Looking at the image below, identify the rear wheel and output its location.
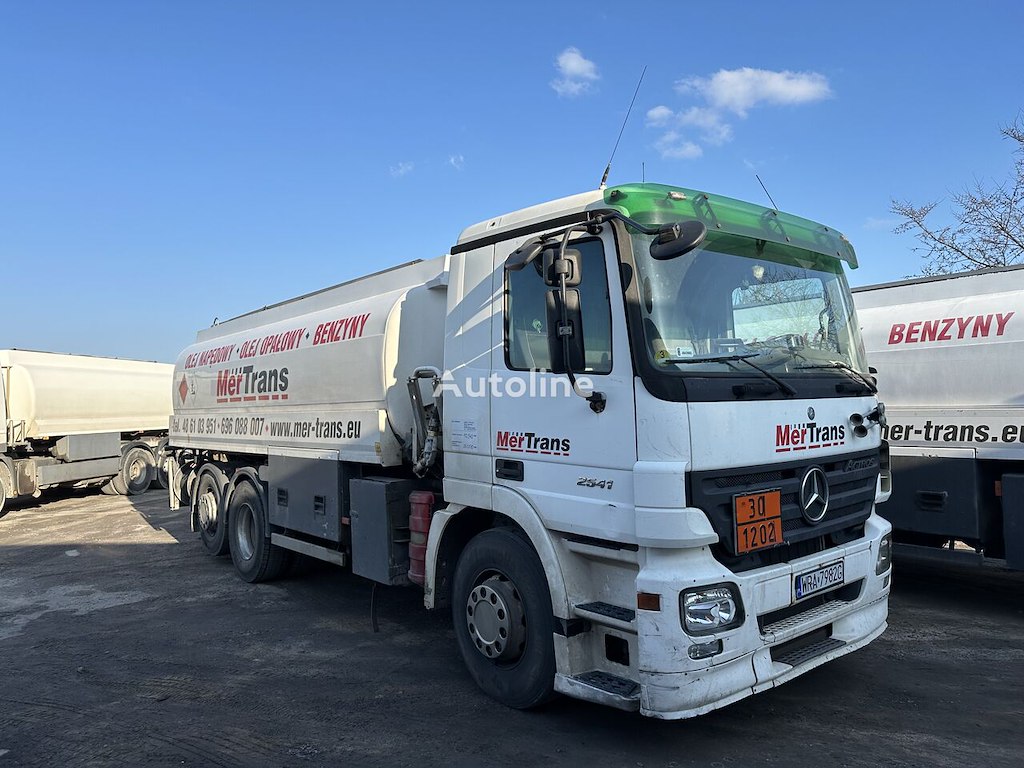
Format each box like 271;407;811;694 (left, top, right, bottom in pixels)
452;528;556;709
228;481;288;583
0;463;12;515
195;471;229;556
117;446;154;495
154;439;170;490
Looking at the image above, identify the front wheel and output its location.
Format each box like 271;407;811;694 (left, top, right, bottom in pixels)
452;528;556;710
228;481;288;583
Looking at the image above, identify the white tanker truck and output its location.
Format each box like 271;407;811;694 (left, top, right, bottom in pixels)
0;349;174;513
854;265;1024;570
168;182;893;719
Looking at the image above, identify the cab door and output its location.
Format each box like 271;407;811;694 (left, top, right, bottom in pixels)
489;228;638;542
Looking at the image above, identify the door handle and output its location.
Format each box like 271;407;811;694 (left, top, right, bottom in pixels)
495;459;524;482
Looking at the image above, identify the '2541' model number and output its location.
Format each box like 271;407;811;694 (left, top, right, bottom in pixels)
577;477;614;489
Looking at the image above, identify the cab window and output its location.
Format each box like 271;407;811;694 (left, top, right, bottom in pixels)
505;238;612;373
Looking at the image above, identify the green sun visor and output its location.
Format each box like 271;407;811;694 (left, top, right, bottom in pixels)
600;183;858;268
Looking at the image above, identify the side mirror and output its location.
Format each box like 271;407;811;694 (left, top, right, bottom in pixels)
545;289;585;373
649;220;707;260
542;247;582;287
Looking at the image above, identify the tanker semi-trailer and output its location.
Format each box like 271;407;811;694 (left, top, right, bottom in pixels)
0;349;174;513
854;265;1024;569
168;182;893;718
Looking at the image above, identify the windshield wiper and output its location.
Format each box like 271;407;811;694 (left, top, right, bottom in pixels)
797;361;877;393
661;353;797;396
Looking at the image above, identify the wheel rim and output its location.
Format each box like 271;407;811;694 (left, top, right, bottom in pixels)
465;574;527;662
128;457;146;482
197;488;218;532
235;502;257;561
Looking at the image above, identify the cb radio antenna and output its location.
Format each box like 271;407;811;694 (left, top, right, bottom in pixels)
599;66;646;190
755;173;779;211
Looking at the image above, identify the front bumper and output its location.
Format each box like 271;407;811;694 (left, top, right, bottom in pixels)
634;512;891;719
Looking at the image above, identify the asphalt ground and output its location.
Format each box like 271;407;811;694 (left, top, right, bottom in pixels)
1;488;1022;767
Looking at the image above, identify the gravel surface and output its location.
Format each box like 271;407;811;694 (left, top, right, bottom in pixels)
1;489;1022;767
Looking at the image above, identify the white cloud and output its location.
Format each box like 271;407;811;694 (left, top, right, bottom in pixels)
550;47;599;97
649;67;831;160
389;161;414;177
677;106;733;145
655;131;703;160
449;154;465;170
677;67;832;117
646;105;674;127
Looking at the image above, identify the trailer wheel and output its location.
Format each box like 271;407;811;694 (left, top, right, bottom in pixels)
228;481;288;583
154;439;170;490
452;528;556;710
0;463;12;515
116;446;154;495
195;471;229;556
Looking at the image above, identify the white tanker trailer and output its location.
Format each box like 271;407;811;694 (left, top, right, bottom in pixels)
0;349;174;513
169;182;893;718
854;265;1024;569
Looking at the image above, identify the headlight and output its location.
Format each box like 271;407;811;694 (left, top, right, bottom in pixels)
876;532;893;575
681;584;743;635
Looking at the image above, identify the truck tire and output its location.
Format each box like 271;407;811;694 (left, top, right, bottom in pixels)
452;528;556;710
228;481;288;583
154;439;170;490
116;446;155;495
195;471;229;556
0;462;12;515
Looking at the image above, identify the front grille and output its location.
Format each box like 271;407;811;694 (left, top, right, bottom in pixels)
689;449;878;572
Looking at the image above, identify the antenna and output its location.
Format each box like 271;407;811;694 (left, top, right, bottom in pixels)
599;66;647;190
755;173;779;211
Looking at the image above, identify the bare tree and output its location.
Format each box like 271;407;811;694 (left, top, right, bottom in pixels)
891;116;1024;275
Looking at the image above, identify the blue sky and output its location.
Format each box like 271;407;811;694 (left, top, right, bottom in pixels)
2;1;1022;362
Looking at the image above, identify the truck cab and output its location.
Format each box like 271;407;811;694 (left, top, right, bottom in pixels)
431;183;893;717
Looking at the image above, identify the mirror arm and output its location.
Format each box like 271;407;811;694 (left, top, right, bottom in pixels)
555;227;606;414
588;210;661;236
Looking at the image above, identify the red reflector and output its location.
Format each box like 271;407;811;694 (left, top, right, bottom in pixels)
637;592;661;612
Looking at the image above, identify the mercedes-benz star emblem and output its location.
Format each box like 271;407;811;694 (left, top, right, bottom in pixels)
799;467;829;524
807;406;816;420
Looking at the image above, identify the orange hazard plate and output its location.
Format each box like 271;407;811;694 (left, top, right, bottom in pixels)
734;489;783;554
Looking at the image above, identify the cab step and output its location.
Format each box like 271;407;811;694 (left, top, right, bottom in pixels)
771;635;846;667
555;671;640;712
573;601;636;631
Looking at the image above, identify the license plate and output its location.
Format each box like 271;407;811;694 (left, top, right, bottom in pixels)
733;489;783;554
795;560;845;600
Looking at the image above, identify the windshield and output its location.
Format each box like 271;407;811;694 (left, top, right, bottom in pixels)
632;230;869;377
